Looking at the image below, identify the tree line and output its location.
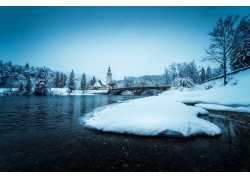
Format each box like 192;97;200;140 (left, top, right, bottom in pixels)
0;60;90;95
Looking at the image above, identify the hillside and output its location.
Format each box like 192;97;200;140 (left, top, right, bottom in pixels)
160;68;250;109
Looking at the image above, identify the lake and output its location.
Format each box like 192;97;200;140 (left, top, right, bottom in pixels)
0;95;250;172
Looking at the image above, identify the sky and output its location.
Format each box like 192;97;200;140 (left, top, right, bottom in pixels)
0;6;250;80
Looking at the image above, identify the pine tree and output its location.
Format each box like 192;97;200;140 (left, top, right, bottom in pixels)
25;75;32;95
68;69;75;93
25;63;29;69
18;81;25;95
80;73;87;93
54;72;60;88
90;76;96;86
200;67;206;83
34;67;48;95
206;66;212;80
63;74;67;87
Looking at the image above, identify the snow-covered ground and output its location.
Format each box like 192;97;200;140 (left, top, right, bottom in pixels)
160;68;250;111
0;88;108;96
50;88;108;95
83;68;250;137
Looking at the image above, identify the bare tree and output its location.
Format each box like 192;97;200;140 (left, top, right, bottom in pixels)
203;14;239;85
230;14;250;70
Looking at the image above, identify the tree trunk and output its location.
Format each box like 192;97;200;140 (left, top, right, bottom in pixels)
223;48;227;85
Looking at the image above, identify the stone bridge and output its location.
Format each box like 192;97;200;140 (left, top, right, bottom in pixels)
107;85;172;95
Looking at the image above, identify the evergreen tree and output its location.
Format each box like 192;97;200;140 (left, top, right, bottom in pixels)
90;76;96;86
54;72;60;88
34;67;48;95
206;66;212;80
18;81;25;95
25;75;32;95
63;74;67;87
25;63;29;69
200;67;206;83
68;69;75;93
80;73;87;93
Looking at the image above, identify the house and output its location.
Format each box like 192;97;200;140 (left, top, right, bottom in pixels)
92;79;108;90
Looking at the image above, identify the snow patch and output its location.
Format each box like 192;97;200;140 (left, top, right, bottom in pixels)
195;104;250;113
83;96;221;137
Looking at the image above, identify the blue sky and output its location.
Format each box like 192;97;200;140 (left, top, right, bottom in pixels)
0;6;250;80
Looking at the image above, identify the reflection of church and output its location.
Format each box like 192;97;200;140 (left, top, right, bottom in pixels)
92;66;112;90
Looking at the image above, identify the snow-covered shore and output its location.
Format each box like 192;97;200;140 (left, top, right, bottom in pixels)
83;68;250;137
50;88;108;95
0;88;108;96
160;68;250;110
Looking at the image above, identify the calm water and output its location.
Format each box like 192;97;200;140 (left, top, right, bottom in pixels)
0;95;250;172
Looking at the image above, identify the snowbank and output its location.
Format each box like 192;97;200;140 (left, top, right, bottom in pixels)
195;104;250;113
51;88;108;95
160;69;250;107
84;96;221;137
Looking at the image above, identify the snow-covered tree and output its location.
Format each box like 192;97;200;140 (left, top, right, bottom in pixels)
54;72;60;88
172;77;195;89
108;79;117;88
200;67;206;83
123;76;134;87
206;66;212;80
164;67;171;85
230;14;250;70
90;76;96;86
187;60;200;84
203;14;239;85
18;81;25;95
59;73;67;88
34;67;48;96
25;75;32;95
68;69;75;93
169;63;177;81
80;73;87;93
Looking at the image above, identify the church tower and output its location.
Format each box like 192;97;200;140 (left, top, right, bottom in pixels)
106;65;112;85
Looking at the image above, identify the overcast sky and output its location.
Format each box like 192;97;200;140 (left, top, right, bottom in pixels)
0;6;250;80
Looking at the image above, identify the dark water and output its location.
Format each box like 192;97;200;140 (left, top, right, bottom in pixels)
0;95;250;172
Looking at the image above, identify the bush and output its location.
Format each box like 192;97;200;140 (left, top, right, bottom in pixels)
172;78;195;88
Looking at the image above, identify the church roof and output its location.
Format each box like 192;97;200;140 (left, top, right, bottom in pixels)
93;82;102;87
99;79;107;86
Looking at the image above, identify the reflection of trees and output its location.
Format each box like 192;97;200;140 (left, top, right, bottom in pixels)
35;98;48;130
67;97;75;120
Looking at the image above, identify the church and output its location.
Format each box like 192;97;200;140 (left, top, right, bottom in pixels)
91;66;112;90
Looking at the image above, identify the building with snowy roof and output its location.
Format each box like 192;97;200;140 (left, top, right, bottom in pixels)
90;66;112;90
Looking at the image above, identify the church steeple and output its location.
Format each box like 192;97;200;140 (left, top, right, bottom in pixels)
106;65;112;85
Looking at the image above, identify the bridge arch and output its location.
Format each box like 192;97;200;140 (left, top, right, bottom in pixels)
108;85;171;95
